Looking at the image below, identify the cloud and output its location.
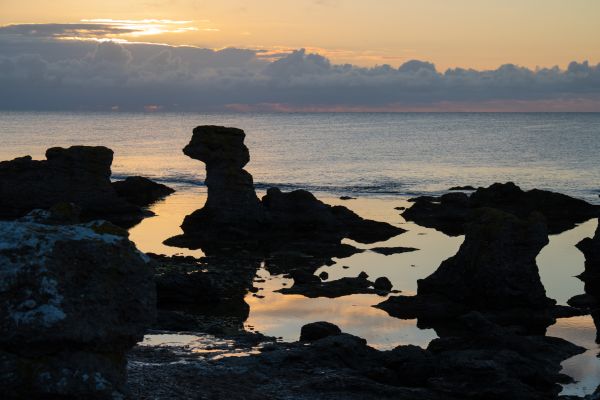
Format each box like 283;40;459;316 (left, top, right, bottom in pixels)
0;28;599;111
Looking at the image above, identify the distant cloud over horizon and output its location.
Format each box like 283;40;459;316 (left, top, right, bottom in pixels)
1;26;599;112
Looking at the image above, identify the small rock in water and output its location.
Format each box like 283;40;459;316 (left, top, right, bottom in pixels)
371;246;418;256
339;196;356;200
448;185;476;191
318;271;329;280
300;321;342;342
374;277;393;291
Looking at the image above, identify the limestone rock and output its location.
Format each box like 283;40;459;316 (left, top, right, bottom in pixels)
0;146;146;227
0;216;156;399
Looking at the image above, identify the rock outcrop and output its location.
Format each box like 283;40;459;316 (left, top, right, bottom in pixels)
166;126;404;254
378;208;556;329
403;182;599;235
112;176;175;206
0;215;156;399
576;221;600;299
0;146;148;227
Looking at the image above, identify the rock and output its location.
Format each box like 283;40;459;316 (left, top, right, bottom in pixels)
374;277;393;291
371;246;419;255
180;126;264;234
340;196;356;200
155;271;219;306
112;176;175;206
278;272;383;298
449;185;476;191
403;182;599;235
300;321;342;342
378;208;556;330
0;146;148;227
0;216;156;399
576;221;600;297
167;126;404;254
318;271;329;280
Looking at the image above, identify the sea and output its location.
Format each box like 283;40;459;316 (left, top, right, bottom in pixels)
1;111;599;395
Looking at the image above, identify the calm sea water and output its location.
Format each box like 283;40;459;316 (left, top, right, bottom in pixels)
2;111;600;395
1;112;599;202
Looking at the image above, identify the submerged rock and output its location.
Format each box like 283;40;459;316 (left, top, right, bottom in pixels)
0;216;156;399
0;146;148;227
112;176;175;206
403;182;599;235
167;126;404;255
379;208;556;329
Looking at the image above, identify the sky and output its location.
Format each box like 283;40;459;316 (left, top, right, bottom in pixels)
1;0;599;111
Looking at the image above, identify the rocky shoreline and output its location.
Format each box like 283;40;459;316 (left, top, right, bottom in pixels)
2;125;599;399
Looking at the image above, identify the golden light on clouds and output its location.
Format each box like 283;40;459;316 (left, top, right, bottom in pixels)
1;0;600;69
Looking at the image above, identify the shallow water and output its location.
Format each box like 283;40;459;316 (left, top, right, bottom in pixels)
2;111;600;395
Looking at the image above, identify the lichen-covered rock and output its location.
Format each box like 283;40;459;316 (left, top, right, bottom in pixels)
0;146;146;227
112;176;175;207
0;216;156;399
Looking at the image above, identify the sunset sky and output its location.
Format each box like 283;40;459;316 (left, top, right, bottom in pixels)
1;0;599;111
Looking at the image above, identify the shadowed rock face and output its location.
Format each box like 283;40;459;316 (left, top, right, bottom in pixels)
419;208;553;310
0;146;146;227
378;209;556;330
576;222;600;297
403;182;599;236
169;126;404;254
0;214;156;399
181;126;263;231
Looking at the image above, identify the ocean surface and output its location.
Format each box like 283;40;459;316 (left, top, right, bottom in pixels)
1;112;599;202
1;111;600;395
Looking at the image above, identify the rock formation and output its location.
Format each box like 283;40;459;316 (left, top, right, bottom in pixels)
0;214;156;399
167;126;404;253
112;176;175;206
0;146;151;227
403;182;599;235
378;208;557;329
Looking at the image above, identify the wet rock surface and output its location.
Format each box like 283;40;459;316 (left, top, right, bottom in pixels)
379;208;557;330
112;176;175;206
165;126;404;255
403;182;599;235
0;146;150;227
128;316;583;400
0;215;156;399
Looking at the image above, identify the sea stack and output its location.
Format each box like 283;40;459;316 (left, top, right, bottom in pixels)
180;126;264;235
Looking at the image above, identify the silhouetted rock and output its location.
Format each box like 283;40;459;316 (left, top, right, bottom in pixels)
340;195;356;200
0;146;148;227
112;176;174;206
576;222;600;298
300;321;342;342
449;185;476;191
374;277;393;291
378;208;556;330
371;246;419;255
403;182;599;235
167;126;404;255
278;271;393;298
0;215;155;399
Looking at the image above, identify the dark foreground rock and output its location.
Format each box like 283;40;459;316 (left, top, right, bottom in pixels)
112;176;175;206
300;321;342;341
403;182;599;235
378;208;558;330
0;146;149;227
128;316;583;400
576;222;600;299
165;126;404;255
0;215;156;399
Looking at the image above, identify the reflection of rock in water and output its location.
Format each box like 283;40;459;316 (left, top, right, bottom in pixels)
165;126;404;257
150;253;262;333
378;208;569;333
403;182;600;236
